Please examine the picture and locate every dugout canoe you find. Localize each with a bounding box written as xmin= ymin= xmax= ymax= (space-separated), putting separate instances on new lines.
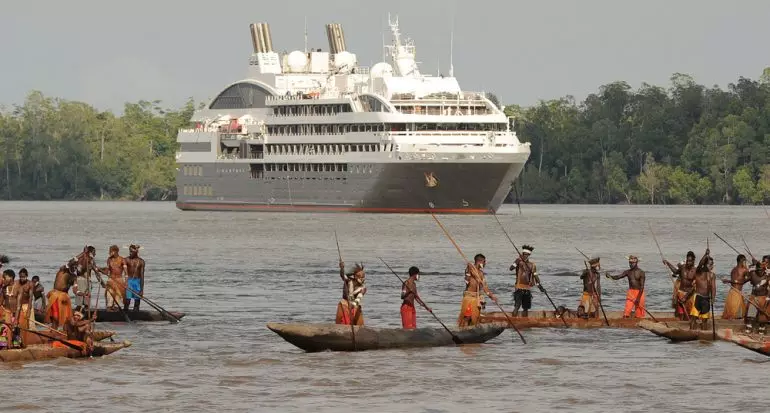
xmin=35 ymin=309 xmax=185 ymax=323
xmin=718 ymin=329 xmax=770 ymax=357
xmin=638 ymin=320 xmax=745 ymax=342
xmin=480 ymin=310 xmax=679 ymax=329
xmin=266 ymin=322 xmax=505 ymax=352
xmin=21 ymin=329 xmax=117 ymax=346
xmin=0 ymin=341 xmax=131 ymax=363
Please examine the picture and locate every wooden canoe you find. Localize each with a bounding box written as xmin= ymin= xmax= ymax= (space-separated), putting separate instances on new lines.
xmin=0 ymin=341 xmax=131 ymax=363
xmin=480 ymin=310 xmax=679 ymax=329
xmin=718 ymin=328 xmax=770 ymax=356
xmin=266 ymin=322 xmax=505 ymax=352
xmin=35 ymin=309 xmax=185 ymax=323
xmin=21 ymin=329 xmax=117 ymax=346
xmin=638 ymin=320 xmax=745 ymax=342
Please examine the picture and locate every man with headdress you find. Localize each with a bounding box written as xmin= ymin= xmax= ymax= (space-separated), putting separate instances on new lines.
xmin=689 ymin=249 xmax=716 ymax=330
xmin=721 ymin=254 xmax=749 ymax=319
xmin=62 ymin=310 xmax=95 ymax=354
xmin=578 ymin=257 xmax=601 ymax=319
xmin=45 ymin=259 xmax=78 ymax=329
xmin=664 ymin=251 xmax=697 ymax=320
xmin=335 ymin=261 xmax=366 ymax=325
xmin=458 ymin=253 xmax=497 ymax=327
xmin=99 ymin=245 xmax=128 ymax=311
xmin=72 ymin=246 xmax=98 ymax=312
xmin=124 ymin=244 xmax=145 ymax=311
xmin=509 ymin=245 xmax=542 ymax=317
xmin=606 ymin=255 xmax=646 ymax=318
xmin=744 ymin=255 xmax=770 ymax=334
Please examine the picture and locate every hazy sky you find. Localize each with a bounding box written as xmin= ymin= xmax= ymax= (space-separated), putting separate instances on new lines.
xmin=2 ymin=0 xmax=768 ymax=112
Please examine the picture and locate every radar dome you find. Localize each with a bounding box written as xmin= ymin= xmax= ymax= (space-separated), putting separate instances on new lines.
xmin=333 ymin=51 xmax=356 ymax=70
xmin=287 ymin=51 xmax=308 ymax=72
xmin=371 ymin=62 xmax=394 ymax=78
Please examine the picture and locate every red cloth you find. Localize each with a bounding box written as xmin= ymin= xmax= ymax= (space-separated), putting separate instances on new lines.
xmin=401 ymin=303 xmax=417 ymax=329
xmin=624 ymin=289 xmax=645 ymax=318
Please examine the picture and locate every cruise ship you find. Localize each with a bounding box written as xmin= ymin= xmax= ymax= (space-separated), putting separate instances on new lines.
xmin=175 ymin=17 xmax=531 ymax=213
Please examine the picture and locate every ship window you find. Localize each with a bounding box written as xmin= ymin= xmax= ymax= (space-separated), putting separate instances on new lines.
xmin=209 ymin=82 xmax=273 ymax=109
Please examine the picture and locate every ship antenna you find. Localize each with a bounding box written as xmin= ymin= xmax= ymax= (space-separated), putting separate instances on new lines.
xmin=449 ymin=28 xmax=454 ymax=77
xmin=304 ymin=16 xmax=308 ymax=53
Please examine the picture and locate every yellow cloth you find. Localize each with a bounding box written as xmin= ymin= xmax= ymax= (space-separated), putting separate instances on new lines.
xmin=689 ymin=294 xmax=711 ymax=319
xmin=105 ymin=279 xmax=125 ymax=308
xmin=721 ymin=288 xmax=747 ymax=319
xmin=45 ymin=290 xmax=73 ymax=327
xmin=578 ymin=292 xmax=597 ymax=314
xmin=747 ymin=295 xmax=769 ymax=322
xmin=457 ymin=291 xmax=481 ymax=327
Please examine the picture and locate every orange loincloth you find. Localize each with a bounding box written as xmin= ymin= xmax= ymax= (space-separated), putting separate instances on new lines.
xmin=722 ymin=288 xmax=747 ymax=319
xmin=335 ymin=300 xmax=363 ymax=326
xmin=457 ymin=291 xmax=481 ymax=327
xmin=623 ymin=289 xmax=645 ymax=318
xmin=400 ymin=303 xmax=417 ymax=329
xmin=45 ymin=290 xmax=73 ymax=327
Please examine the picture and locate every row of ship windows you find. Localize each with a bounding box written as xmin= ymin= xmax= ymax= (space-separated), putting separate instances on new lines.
xmin=183 ymin=184 xmax=213 ymax=196
xmin=183 ymin=165 xmax=204 ymax=176
xmin=272 ymin=104 xmax=353 ymax=116
xmin=262 ymin=163 xmax=374 ymax=173
xmin=266 ymin=143 xmax=390 ymax=156
xmin=266 ymin=123 xmax=389 ymax=135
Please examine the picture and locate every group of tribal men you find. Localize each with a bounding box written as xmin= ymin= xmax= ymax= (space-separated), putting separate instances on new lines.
xmin=0 ymin=244 xmax=145 ymax=350
xmin=332 ymin=245 xmax=770 ymax=334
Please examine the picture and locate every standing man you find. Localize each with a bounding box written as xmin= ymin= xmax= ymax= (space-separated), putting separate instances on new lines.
xmin=744 ymin=256 xmax=770 ymax=334
xmin=46 ymin=260 xmax=78 ymax=329
xmin=100 ymin=245 xmax=127 ymax=311
xmin=689 ymin=250 xmax=716 ymax=330
xmin=606 ymin=255 xmax=646 ymax=318
xmin=400 ymin=266 xmax=423 ymax=329
xmin=336 ymin=262 xmax=367 ymax=325
xmin=13 ymin=268 xmax=35 ymax=329
xmin=458 ymin=254 xmax=497 ymax=327
xmin=665 ymin=251 xmax=697 ymax=320
xmin=578 ymin=258 xmax=601 ymax=319
xmin=509 ymin=245 xmax=542 ymax=318
xmin=721 ymin=254 xmax=749 ymax=319
xmin=31 ymin=275 xmax=46 ymax=313
xmin=124 ymin=244 xmax=145 ymax=312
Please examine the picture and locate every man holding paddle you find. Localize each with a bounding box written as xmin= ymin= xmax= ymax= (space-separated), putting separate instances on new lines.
xmin=606 ymin=255 xmax=646 ymax=318
xmin=458 ymin=254 xmax=497 ymax=327
xmin=721 ymin=254 xmax=749 ymax=319
xmin=664 ymin=252 xmax=697 ymax=320
xmin=689 ymin=250 xmax=716 ymax=331
xmin=400 ymin=266 xmax=425 ymax=329
xmin=509 ymin=245 xmax=542 ymax=318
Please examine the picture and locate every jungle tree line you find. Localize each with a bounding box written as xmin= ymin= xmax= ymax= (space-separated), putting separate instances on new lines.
xmin=502 ymin=68 xmax=770 ymax=204
xmin=2 ymin=68 xmax=770 ymax=203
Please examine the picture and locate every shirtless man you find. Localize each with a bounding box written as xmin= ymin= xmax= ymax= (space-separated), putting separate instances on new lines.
xmin=721 ymin=254 xmax=749 ymax=319
xmin=31 ymin=276 xmax=46 ymax=312
xmin=509 ymin=245 xmax=542 ymax=317
xmin=400 ymin=266 xmax=424 ymax=329
xmin=578 ymin=258 xmax=601 ymax=319
xmin=124 ymin=244 xmax=145 ymax=311
xmin=72 ymin=246 xmax=98 ymax=312
xmin=0 ymin=254 xmax=8 ymax=270
xmin=64 ymin=311 xmax=95 ymax=354
xmin=664 ymin=251 xmax=697 ymax=320
xmin=13 ymin=268 xmax=35 ymax=329
xmin=100 ymin=245 xmax=127 ymax=311
xmin=689 ymin=250 xmax=716 ymax=330
xmin=744 ymin=256 xmax=770 ymax=334
xmin=458 ymin=254 xmax=498 ymax=327
xmin=607 ymin=255 xmax=646 ymax=318
xmin=336 ymin=261 xmax=367 ymax=325
xmin=1 ymin=269 xmax=16 ymax=325
xmin=45 ymin=259 xmax=79 ymax=329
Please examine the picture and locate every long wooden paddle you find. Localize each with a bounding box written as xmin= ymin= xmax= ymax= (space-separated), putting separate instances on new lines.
xmin=334 ymin=230 xmax=357 ymax=351
xmin=378 ymin=257 xmax=463 ymax=344
xmin=650 ymin=223 xmax=690 ymax=321
xmin=575 ymin=248 xmax=610 ymax=326
xmin=490 ymin=212 xmax=567 ymax=327
xmin=428 ymin=211 xmax=526 ymax=344
xmin=713 ymin=232 xmax=741 ymax=255
xmin=121 ymin=283 xmax=180 ymax=323
xmin=0 ymin=320 xmax=85 ymax=352
xmin=710 ymin=274 xmax=716 ymax=340
xmin=93 ymin=272 xmax=132 ymax=323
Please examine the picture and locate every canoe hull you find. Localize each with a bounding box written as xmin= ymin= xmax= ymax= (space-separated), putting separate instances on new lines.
xmin=267 ymin=323 xmax=505 ymax=352
xmin=0 ymin=341 xmax=131 ymax=363
xmin=638 ymin=320 xmax=745 ymax=342
xmin=480 ymin=310 xmax=678 ymax=329
xmin=35 ymin=309 xmax=185 ymax=323
xmin=21 ymin=330 xmax=116 ymax=346
xmin=718 ymin=328 xmax=770 ymax=356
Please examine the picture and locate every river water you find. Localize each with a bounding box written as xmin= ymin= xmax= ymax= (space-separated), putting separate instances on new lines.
xmin=1 ymin=202 xmax=767 ymax=412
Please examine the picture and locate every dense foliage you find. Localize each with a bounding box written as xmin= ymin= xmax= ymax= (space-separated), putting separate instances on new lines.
xmin=506 ymin=68 xmax=770 ymax=204
xmin=3 ymin=68 xmax=770 ymax=204
xmin=0 ymin=92 xmax=195 ymax=200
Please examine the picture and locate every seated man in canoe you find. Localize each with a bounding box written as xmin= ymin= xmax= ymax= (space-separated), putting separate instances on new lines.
xmin=578 ymin=258 xmax=601 ymax=319
xmin=606 ymin=255 xmax=646 ymax=318
xmin=45 ymin=259 xmax=79 ymax=329
xmin=458 ymin=254 xmax=497 ymax=327
xmin=689 ymin=250 xmax=716 ymax=331
xmin=721 ymin=254 xmax=749 ymax=320
xmin=124 ymin=244 xmax=145 ymax=311
xmin=61 ymin=310 xmax=95 ymax=355
xmin=335 ymin=261 xmax=366 ymax=325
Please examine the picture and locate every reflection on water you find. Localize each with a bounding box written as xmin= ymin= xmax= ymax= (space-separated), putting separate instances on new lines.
xmin=0 ymin=202 xmax=767 ymax=412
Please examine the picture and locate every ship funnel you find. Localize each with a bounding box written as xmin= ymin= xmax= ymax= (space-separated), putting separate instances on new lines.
xmin=325 ymin=23 xmax=347 ymax=54
xmin=249 ymin=22 xmax=274 ymax=53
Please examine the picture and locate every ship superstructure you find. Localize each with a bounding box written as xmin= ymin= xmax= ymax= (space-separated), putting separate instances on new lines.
xmin=175 ymin=16 xmax=531 ymax=213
